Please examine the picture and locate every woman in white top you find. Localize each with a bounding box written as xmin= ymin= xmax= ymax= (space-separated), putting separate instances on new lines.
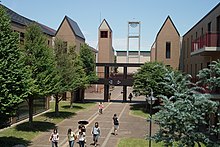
xmin=78 ymin=130 xmax=86 ymax=147
xmin=67 ymin=128 xmax=76 ymax=147
xmin=49 ymin=128 xmax=59 ymax=147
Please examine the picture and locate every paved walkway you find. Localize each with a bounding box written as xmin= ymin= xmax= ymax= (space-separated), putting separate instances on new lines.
xmin=30 ymin=87 xmax=157 ymax=147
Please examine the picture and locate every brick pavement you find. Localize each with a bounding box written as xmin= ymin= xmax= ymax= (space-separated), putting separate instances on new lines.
xmin=30 ymin=87 xmax=157 ymax=147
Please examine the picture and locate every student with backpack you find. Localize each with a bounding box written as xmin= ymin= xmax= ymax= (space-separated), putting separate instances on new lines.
xmin=112 ymin=114 xmax=119 ymax=135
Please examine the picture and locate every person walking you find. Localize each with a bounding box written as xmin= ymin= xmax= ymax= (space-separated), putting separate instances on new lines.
xmin=78 ymin=129 xmax=86 ymax=147
xmin=128 ymin=93 xmax=133 ymax=103
xmin=112 ymin=114 xmax=119 ymax=135
xmin=67 ymin=128 xmax=76 ymax=147
xmin=49 ymin=128 xmax=59 ymax=147
xmin=91 ymin=122 xmax=101 ymax=147
xmin=98 ymin=102 xmax=104 ymax=114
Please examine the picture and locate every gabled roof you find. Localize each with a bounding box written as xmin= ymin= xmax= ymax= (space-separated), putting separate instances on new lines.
xmin=183 ymin=2 xmax=220 ymax=36
xmin=99 ymin=19 xmax=112 ymax=32
xmin=156 ymin=16 xmax=180 ymax=38
xmin=0 ymin=4 xmax=56 ymax=36
xmin=56 ymin=16 xmax=85 ymax=40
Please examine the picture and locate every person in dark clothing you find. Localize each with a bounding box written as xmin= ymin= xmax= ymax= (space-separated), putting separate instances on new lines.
xmin=128 ymin=93 xmax=133 ymax=103
xmin=112 ymin=114 xmax=119 ymax=135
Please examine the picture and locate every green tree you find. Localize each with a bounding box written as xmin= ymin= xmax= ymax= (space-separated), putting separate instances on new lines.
xmin=0 ymin=6 xmax=32 ymax=126
xmin=197 ymin=59 xmax=220 ymax=93
xmin=153 ymin=72 xmax=219 ymax=147
xmin=79 ymin=44 xmax=97 ymax=83
xmin=79 ymin=44 xmax=97 ymax=102
xmin=133 ymin=62 xmax=169 ymax=96
xmin=53 ymin=40 xmax=87 ymax=115
xmin=22 ymin=23 xmax=57 ymax=123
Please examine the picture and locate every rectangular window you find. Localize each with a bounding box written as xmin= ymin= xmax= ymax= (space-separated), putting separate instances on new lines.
xmin=166 ymin=42 xmax=171 ymax=59
xmin=101 ymin=31 xmax=108 ymax=38
xmin=208 ymin=22 xmax=212 ymax=33
xmin=201 ymin=63 xmax=203 ymax=70
xmin=187 ymin=38 xmax=189 ymax=58
xmin=20 ymin=32 xmax=25 ymax=45
xmin=63 ymin=41 xmax=67 ymax=53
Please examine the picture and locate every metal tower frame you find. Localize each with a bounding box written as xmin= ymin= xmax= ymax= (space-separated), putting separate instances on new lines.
xmin=127 ymin=21 xmax=141 ymax=63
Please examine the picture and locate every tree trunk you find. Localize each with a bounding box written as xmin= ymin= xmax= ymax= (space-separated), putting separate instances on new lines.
xmin=55 ymin=93 xmax=59 ymax=116
xmin=81 ymin=88 xmax=85 ymax=103
xmin=28 ymin=97 xmax=34 ymax=124
xmin=70 ymin=91 xmax=74 ymax=108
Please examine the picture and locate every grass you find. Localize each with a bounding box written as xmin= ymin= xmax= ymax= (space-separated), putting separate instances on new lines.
xmin=129 ymin=103 xmax=151 ymax=119
xmin=118 ymin=138 xmax=163 ymax=147
xmin=0 ymin=101 xmax=95 ymax=146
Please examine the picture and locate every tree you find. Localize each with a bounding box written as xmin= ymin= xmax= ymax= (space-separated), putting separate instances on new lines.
xmin=0 ymin=6 xmax=31 ymax=126
xmin=153 ymin=71 xmax=219 ymax=146
xmin=53 ymin=40 xmax=87 ymax=115
xmin=79 ymin=44 xmax=97 ymax=102
xmin=79 ymin=44 xmax=97 ymax=83
xmin=133 ymin=62 xmax=169 ymax=97
xmin=197 ymin=59 xmax=220 ymax=93
xmin=22 ymin=23 xmax=58 ymax=123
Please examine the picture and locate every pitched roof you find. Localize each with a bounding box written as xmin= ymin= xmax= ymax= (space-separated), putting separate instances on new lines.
xmin=0 ymin=4 xmax=56 ymax=36
xmin=183 ymin=2 xmax=220 ymax=36
xmin=99 ymin=19 xmax=112 ymax=32
xmin=56 ymin=16 xmax=85 ymax=40
xmin=156 ymin=16 xmax=180 ymax=38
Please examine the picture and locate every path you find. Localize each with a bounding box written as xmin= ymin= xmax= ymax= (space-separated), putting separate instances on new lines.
xmin=30 ymin=87 xmax=155 ymax=147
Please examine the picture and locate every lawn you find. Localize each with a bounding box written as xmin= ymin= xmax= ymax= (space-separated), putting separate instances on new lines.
xmin=0 ymin=101 xmax=95 ymax=146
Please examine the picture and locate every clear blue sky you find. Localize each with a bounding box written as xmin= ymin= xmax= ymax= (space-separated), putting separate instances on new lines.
xmin=1 ymin=0 xmax=220 ymax=51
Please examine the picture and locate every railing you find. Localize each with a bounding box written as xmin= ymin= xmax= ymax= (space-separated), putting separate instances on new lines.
xmin=191 ymin=32 xmax=220 ymax=52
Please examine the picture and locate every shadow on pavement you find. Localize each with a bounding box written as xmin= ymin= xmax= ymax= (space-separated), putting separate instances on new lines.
xmin=0 ymin=136 xmax=31 ymax=147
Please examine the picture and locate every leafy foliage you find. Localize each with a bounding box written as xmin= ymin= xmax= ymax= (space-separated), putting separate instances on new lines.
xmin=79 ymin=44 xmax=97 ymax=83
xmin=133 ymin=62 xmax=169 ymax=96
xmin=197 ymin=59 xmax=220 ymax=93
xmin=22 ymin=23 xmax=58 ymax=122
xmin=153 ymin=71 xmax=220 ymax=146
xmin=0 ymin=6 xmax=31 ymax=125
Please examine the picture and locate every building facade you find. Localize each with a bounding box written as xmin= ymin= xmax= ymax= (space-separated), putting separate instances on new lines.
xmin=181 ymin=3 xmax=220 ymax=79
xmin=151 ymin=16 xmax=180 ymax=70
xmin=55 ymin=16 xmax=86 ymax=53
xmin=97 ymin=19 xmax=114 ymax=77
xmin=115 ymin=50 xmax=150 ymax=73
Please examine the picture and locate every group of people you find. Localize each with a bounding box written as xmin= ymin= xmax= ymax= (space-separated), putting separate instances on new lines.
xmin=49 ymin=114 xmax=119 ymax=147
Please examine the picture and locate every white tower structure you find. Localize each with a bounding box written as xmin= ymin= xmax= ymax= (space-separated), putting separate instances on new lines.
xmin=127 ymin=21 xmax=141 ymax=63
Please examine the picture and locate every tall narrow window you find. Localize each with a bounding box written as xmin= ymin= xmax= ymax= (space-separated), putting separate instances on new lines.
xmin=101 ymin=31 xmax=108 ymax=38
xmin=166 ymin=42 xmax=171 ymax=59
xmin=63 ymin=41 xmax=67 ymax=53
xmin=208 ymin=22 xmax=212 ymax=33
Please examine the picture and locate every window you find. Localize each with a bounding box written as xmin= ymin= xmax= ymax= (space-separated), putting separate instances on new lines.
xmin=166 ymin=42 xmax=171 ymax=59
xmin=101 ymin=31 xmax=108 ymax=38
xmin=201 ymin=63 xmax=203 ymax=70
xmin=63 ymin=41 xmax=67 ymax=53
xmin=48 ymin=40 xmax=50 ymax=45
xmin=208 ymin=22 xmax=212 ymax=33
xmin=20 ymin=32 xmax=25 ymax=45
xmin=201 ymin=27 xmax=203 ymax=36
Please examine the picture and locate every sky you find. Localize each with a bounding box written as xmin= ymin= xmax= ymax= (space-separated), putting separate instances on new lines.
xmin=1 ymin=0 xmax=220 ymax=51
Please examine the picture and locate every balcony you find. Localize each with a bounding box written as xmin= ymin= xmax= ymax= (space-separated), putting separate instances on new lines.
xmin=191 ymin=32 xmax=220 ymax=56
